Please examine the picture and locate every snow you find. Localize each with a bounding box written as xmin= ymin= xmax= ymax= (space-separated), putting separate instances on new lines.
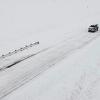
xmin=2 ymin=33 xmax=100 ymax=100
xmin=0 ymin=0 xmax=100 ymax=54
xmin=0 ymin=0 xmax=100 ymax=100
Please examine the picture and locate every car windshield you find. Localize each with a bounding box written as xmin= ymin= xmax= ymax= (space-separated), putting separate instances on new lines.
xmin=90 ymin=25 xmax=95 ymax=27
xmin=90 ymin=24 xmax=98 ymax=27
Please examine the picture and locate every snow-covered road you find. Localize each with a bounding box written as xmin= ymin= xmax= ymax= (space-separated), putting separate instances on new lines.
xmin=0 ymin=29 xmax=100 ymax=99
xmin=0 ymin=0 xmax=100 ymax=99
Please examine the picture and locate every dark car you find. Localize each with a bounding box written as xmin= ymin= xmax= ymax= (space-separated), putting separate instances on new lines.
xmin=88 ymin=24 xmax=99 ymax=33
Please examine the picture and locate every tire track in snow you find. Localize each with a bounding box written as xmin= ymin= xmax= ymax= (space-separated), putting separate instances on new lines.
xmin=0 ymin=31 xmax=88 ymax=70
xmin=0 ymin=47 xmax=50 ymax=71
xmin=0 ymin=31 xmax=94 ymax=69
xmin=0 ymin=32 xmax=100 ymax=100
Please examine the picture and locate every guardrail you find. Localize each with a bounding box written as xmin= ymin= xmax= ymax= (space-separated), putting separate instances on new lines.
xmin=0 ymin=41 xmax=39 ymax=59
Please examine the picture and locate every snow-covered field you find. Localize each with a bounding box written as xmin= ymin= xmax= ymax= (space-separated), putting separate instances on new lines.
xmin=0 ymin=0 xmax=100 ymax=100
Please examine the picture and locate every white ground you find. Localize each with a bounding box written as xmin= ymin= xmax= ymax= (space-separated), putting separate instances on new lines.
xmin=0 ymin=0 xmax=100 ymax=100
xmin=2 ymin=34 xmax=100 ymax=100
